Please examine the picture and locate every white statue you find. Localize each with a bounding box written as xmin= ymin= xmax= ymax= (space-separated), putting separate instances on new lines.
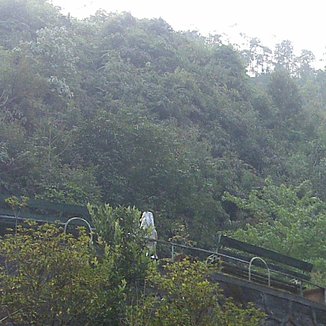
xmin=140 ymin=211 xmax=158 ymax=259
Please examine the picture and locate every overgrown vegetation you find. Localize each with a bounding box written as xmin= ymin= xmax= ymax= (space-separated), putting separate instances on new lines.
xmin=128 ymin=259 xmax=265 ymax=326
xmin=0 ymin=0 xmax=326 ymax=321
xmin=224 ymin=179 xmax=326 ymax=286
xmin=0 ymin=222 xmax=127 ymax=325
xmin=0 ymin=217 xmax=265 ymax=325
xmin=2 ymin=0 xmax=326 ymax=247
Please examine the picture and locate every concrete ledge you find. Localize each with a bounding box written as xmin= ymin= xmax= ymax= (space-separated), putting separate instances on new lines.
xmin=212 ymin=273 xmax=326 ymax=326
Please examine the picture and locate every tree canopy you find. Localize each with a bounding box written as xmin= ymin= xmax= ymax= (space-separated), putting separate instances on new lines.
xmin=1 ymin=0 xmax=326 ymax=253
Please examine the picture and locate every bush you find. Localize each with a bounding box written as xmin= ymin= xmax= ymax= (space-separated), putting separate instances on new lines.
xmin=127 ymin=259 xmax=265 ymax=326
xmin=88 ymin=204 xmax=150 ymax=290
xmin=0 ymin=222 xmax=126 ymax=325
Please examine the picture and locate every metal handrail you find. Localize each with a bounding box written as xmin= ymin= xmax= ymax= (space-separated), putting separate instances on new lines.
xmin=63 ymin=217 xmax=93 ymax=244
xmin=1 ymin=216 xmax=323 ymax=294
xmin=249 ymin=256 xmax=271 ymax=287
xmin=149 ymin=239 xmax=325 ymax=292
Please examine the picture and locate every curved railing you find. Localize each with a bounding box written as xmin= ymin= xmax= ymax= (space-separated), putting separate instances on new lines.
xmin=63 ymin=217 xmax=94 ymax=244
xmin=249 ymin=256 xmax=271 ymax=287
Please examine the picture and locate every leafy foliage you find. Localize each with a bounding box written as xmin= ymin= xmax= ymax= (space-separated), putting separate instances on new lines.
xmin=0 ymin=223 xmax=126 ymax=325
xmin=0 ymin=219 xmax=265 ymax=325
xmin=1 ymin=0 xmax=326 ymax=322
xmin=88 ymin=204 xmax=150 ymax=289
xmin=127 ymin=259 xmax=265 ymax=326
xmin=224 ymin=179 xmax=326 ymax=285
xmin=0 ymin=0 xmax=326 ymax=269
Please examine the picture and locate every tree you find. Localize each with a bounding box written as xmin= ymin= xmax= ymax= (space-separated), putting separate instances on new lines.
xmin=0 ymin=222 xmax=127 ymax=325
xmin=242 ymin=37 xmax=273 ymax=76
xmin=268 ymin=69 xmax=303 ymax=121
xmin=88 ymin=204 xmax=150 ymax=291
xmin=224 ymin=178 xmax=326 ymax=286
xmin=296 ymin=49 xmax=315 ymax=79
xmin=0 ymin=0 xmax=61 ymax=49
xmin=274 ymin=40 xmax=297 ymax=73
xmin=1 ymin=0 xmax=326 ymax=284
xmin=128 ymin=259 xmax=265 ymax=326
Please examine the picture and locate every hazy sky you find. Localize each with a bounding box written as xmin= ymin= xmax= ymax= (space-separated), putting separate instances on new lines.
xmin=51 ymin=0 xmax=326 ymax=63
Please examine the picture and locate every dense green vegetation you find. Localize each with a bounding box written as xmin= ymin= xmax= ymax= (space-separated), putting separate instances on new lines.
xmin=0 ymin=0 xmax=326 ymax=289
xmin=129 ymin=259 xmax=265 ymax=326
xmin=0 ymin=214 xmax=265 ymax=325
xmin=0 ymin=222 xmax=128 ymax=325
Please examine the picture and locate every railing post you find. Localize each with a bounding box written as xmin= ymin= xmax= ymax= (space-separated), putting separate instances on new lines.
xmin=249 ymin=256 xmax=271 ymax=287
xmin=171 ymin=244 xmax=175 ymax=261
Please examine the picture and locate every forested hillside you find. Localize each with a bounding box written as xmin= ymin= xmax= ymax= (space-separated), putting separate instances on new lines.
xmin=1 ymin=0 xmax=326 ymax=263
